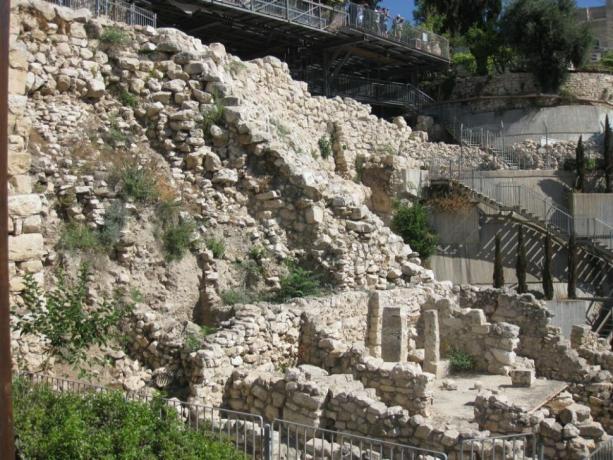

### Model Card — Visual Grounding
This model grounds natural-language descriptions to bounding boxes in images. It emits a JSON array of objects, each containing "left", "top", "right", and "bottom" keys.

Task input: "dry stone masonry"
[{"left": 7, "top": 1, "right": 613, "bottom": 458}]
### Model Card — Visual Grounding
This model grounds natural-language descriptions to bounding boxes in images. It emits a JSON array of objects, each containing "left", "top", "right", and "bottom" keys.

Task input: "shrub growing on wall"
[{"left": 391, "top": 202, "right": 438, "bottom": 259}]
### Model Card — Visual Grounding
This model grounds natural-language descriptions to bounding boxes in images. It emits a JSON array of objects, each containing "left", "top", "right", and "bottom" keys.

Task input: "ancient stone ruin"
[{"left": 6, "top": 1, "right": 613, "bottom": 459}]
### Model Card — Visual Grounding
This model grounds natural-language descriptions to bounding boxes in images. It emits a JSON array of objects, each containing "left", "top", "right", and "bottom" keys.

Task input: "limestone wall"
[
  {"left": 451, "top": 72, "right": 613, "bottom": 104},
  {"left": 7, "top": 4, "right": 44, "bottom": 293}
]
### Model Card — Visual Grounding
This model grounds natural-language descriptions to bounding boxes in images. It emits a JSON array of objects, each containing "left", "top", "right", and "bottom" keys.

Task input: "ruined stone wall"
[
  {"left": 7, "top": 3, "right": 44, "bottom": 293},
  {"left": 421, "top": 292, "right": 523, "bottom": 375}
]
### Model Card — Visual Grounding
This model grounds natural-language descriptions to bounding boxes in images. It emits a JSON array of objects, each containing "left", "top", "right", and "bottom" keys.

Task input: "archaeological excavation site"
[{"left": 4, "top": 0, "right": 613, "bottom": 458}]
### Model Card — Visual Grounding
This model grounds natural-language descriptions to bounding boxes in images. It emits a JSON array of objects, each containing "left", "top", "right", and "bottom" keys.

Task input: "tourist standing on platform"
[{"left": 392, "top": 14, "right": 404, "bottom": 40}]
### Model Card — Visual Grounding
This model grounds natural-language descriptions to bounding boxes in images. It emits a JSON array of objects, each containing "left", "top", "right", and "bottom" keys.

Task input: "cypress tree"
[
  {"left": 542, "top": 233, "right": 554, "bottom": 300},
  {"left": 568, "top": 232, "right": 577, "bottom": 299},
  {"left": 576, "top": 135, "right": 585, "bottom": 192},
  {"left": 493, "top": 233, "right": 504, "bottom": 289},
  {"left": 605, "top": 115, "right": 613, "bottom": 193},
  {"left": 516, "top": 225, "right": 528, "bottom": 294}
]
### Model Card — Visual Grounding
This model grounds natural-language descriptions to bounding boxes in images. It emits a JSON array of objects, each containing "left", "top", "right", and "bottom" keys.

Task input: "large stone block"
[
  {"left": 8, "top": 194, "right": 42, "bottom": 217},
  {"left": 8, "top": 149, "right": 31, "bottom": 176},
  {"left": 9, "top": 233, "right": 44, "bottom": 262},
  {"left": 9, "top": 68, "right": 27, "bottom": 95}
]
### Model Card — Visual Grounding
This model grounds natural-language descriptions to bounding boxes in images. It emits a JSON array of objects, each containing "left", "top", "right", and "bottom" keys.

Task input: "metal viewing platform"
[{"left": 147, "top": 0, "right": 448, "bottom": 112}]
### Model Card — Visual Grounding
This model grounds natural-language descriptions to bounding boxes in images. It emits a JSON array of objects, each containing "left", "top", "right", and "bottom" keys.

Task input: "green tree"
[
  {"left": 516, "top": 225, "right": 528, "bottom": 294},
  {"left": 12, "top": 265, "right": 133, "bottom": 364},
  {"left": 568, "top": 232, "right": 577, "bottom": 299},
  {"left": 414, "top": 0, "right": 504, "bottom": 75},
  {"left": 605, "top": 115, "right": 613, "bottom": 193},
  {"left": 414, "top": 0, "right": 502, "bottom": 36},
  {"left": 493, "top": 233, "right": 505, "bottom": 288},
  {"left": 391, "top": 202, "right": 438, "bottom": 259},
  {"left": 501, "top": 0, "right": 592, "bottom": 92},
  {"left": 576, "top": 135, "right": 586, "bottom": 192},
  {"left": 542, "top": 233, "right": 554, "bottom": 300}
]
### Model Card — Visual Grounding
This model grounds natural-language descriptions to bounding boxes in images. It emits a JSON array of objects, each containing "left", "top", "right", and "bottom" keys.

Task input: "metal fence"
[
  {"left": 428, "top": 164, "right": 613, "bottom": 254},
  {"left": 427, "top": 109, "right": 602, "bottom": 170},
  {"left": 209, "top": 0, "right": 343, "bottom": 31},
  {"left": 343, "top": 3, "right": 449, "bottom": 60},
  {"left": 45, "top": 0, "right": 157, "bottom": 27},
  {"left": 271, "top": 419, "right": 448, "bottom": 459},
  {"left": 586, "top": 438, "right": 613, "bottom": 459},
  {"left": 460, "top": 433, "right": 543, "bottom": 460},
  {"left": 294, "top": 70, "right": 434, "bottom": 110},
  {"left": 16, "top": 372, "right": 449, "bottom": 460}
]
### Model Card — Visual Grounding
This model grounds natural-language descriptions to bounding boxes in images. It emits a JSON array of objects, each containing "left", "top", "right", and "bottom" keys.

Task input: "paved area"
[{"left": 430, "top": 373, "right": 567, "bottom": 431}]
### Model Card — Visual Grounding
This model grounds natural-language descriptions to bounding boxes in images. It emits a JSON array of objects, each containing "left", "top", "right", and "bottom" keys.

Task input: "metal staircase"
[{"left": 430, "top": 163, "right": 613, "bottom": 343}]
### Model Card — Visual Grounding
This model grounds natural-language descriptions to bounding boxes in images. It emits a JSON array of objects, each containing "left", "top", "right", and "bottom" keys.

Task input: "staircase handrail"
[{"left": 428, "top": 162, "right": 613, "bottom": 254}]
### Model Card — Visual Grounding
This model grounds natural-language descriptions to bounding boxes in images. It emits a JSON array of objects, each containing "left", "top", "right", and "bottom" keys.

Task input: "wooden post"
[{"left": 0, "top": 0, "right": 16, "bottom": 456}]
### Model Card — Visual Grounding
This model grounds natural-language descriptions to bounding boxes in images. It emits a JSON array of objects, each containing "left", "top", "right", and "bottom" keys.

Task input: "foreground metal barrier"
[
  {"left": 270, "top": 419, "right": 448, "bottom": 459},
  {"left": 460, "top": 434, "right": 543, "bottom": 460},
  {"left": 45, "top": 0, "right": 157, "bottom": 27},
  {"left": 586, "top": 438, "right": 613, "bottom": 459},
  {"left": 18, "top": 372, "right": 265, "bottom": 459}
]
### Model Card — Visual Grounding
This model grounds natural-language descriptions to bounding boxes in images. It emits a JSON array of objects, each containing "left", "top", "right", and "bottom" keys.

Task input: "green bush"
[
  {"left": 275, "top": 262, "right": 321, "bottom": 302},
  {"left": 12, "top": 379, "right": 245, "bottom": 460},
  {"left": 98, "top": 201, "right": 127, "bottom": 249},
  {"left": 448, "top": 348, "right": 475, "bottom": 373},
  {"left": 390, "top": 202, "right": 438, "bottom": 259},
  {"left": 100, "top": 26, "right": 129, "bottom": 45},
  {"left": 201, "top": 95, "right": 225, "bottom": 137},
  {"left": 13, "top": 264, "right": 133, "bottom": 364},
  {"left": 220, "top": 289, "right": 254, "bottom": 306},
  {"left": 113, "top": 161, "right": 159, "bottom": 203},
  {"left": 206, "top": 238, "right": 225, "bottom": 259},
  {"left": 119, "top": 90, "right": 138, "bottom": 108},
  {"left": 453, "top": 51, "right": 477, "bottom": 74},
  {"left": 354, "top": 155, "right": 366, "bottom": 183},
  {"left": 162, "top": 220, "right": 195, "bottom": 262},
  {"left": 318, "top": 135, "right": 332, "bottom": 159},
  {"left": 57, "top": 222, "right": 103, "bottom": 253}
]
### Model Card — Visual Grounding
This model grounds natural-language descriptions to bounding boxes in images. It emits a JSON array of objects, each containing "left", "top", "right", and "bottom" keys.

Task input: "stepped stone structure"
[{"left": 6, "top": 1, "right": 613, "bottom": 458}]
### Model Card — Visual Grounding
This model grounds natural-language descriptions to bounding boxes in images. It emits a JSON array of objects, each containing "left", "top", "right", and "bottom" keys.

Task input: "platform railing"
[
  {"left": 342, "top": 3, "right": 449, "bottom": 60},
  {"left": 45, "top": 0, "right": 156, "bottom": 27}
]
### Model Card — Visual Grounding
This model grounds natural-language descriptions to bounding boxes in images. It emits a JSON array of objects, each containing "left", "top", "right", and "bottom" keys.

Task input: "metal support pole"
[{"left": 0, "top": 0, "right": 15, "bottom": 457}]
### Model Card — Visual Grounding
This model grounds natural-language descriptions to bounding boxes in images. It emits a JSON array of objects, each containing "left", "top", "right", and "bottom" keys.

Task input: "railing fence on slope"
[
  {"left": 428, "top": 162, "right": 613, "bottom": 254},
  {"left": 45, "top": 0, "right": 157, "bottom": 27},
  {"left": 460, "top": 433, "right": 543, "bottom": 460},
  {"left": 427, "top": 107, "right": 602, "bottom": 170},
  {"left": 294, "top": 70, "right": 434, "bottom": 110},
  {"left": 16, "top": 372, "right": 450, "bottom": 460}
]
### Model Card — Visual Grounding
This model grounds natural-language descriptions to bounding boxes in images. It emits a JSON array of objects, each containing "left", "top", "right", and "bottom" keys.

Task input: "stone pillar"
[
  {"left": 366, "top": 291, "right": 383, "bottom": 358},
  {"left": 193, "top": 250, "right": 220, "bottom": 325},
  {"left": 423, "top": 309, "right": 441, "bottom": 376},
  {"left": 381, "top": 307, "right": 408, "bottom": 362}
]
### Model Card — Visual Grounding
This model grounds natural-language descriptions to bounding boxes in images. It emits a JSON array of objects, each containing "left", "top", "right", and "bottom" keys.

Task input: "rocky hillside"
[{"left": 6, "top": 0, "right": 483, "bottom": 390}]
